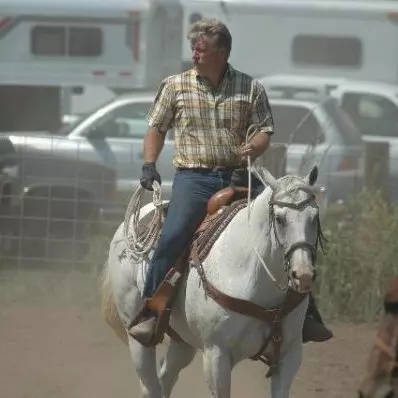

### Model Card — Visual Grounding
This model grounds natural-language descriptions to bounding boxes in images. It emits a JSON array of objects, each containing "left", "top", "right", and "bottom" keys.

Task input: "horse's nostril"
[{"left": 291, "top": 271, "right": 297, "bottom": 279}]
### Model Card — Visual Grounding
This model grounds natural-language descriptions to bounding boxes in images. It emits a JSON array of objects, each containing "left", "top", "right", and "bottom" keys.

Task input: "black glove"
[
  {"left": 140, "top": 162, "right": 162, "bottom": 191},
  {"left": 230, "top": 168, "right": 249, "bottom": 188}
]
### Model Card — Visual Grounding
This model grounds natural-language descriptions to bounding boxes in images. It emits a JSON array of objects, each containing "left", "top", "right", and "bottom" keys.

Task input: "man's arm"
[
  {"left": 143, "top": 127, "right": 166, "bottom": 163},
  {"left": 240, "top": 82, "right": 274, "bottom": 161},
  {"left": 243, "top": 131, "right": 271, "bottom": 159},
  {"left": 139, "top": 79, "right": 174, "bottom": 190},
  {"left": 143, "top": 79, "right": 175, "bottom": 162}
]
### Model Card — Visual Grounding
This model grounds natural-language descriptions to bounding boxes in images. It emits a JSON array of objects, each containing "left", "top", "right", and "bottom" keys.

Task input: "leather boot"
[
  {"left": 128, "top": 307, "right": 157, "bottom": 346},
  {"left": 302, "top": 293, "right": 333, "bottom": 343},
  {"left": 129, "top": 317, "right": 157, "bottom": 346}
]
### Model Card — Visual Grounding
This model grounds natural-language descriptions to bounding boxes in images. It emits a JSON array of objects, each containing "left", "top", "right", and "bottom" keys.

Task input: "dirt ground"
[{"left": 0, "top": 267, "right": 376, "bottom": 398}]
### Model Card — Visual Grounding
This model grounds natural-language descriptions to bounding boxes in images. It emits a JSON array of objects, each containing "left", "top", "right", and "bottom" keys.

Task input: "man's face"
[{"left": 191, "top": 35, "right": 225, "bottom": 74}]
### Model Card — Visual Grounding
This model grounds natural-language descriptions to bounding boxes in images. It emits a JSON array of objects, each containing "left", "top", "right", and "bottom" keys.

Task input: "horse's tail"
[{"left": 99, "top": 261, "right": 128, "bottom": 345}]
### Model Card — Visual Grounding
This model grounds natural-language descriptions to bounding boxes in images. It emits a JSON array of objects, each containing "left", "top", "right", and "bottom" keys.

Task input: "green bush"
[{"left": 315, "top": 189, "right": 398, "bottom": 322}]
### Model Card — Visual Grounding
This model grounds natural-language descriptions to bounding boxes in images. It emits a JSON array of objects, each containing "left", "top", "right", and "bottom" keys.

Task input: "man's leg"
[
  {"left": 142, "top": 170, "right": 221, "bottom": 299},
  {"left": 129, "top": 170, "right": 221, "bottom": 340},
  {"left": 302, "top": 293, "right": 333, "bottom": 343}
]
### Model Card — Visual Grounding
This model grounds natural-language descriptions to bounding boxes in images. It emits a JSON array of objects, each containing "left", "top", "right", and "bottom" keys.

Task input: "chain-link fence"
[{"left": 1, "top": 137, "right": 385, "bottom": 268}]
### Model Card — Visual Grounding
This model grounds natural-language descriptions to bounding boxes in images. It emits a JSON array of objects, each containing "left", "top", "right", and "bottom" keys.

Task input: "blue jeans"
[{"left": 142, "top": 168, "right": 263, "bottom": 299}]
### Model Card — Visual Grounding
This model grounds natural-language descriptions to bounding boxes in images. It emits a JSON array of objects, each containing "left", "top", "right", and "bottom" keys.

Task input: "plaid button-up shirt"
[{"left": 147, "top": 64, "right": 274, "bottom": 169}]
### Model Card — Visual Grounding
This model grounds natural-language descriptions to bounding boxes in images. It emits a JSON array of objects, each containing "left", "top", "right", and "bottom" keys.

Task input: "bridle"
[
  {"left": 246, "top": 170, "right": 327, "bottom": 292},
  {"left": 268, "top": 190, "right": 327, "bottom": 277}
]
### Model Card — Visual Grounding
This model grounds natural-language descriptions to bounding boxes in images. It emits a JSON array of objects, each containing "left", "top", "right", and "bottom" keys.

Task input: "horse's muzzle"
[{"left": 290, "top": 270, "right": 314, "bottom": 293}]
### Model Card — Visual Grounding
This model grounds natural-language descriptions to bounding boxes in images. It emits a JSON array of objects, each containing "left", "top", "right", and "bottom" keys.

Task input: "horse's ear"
[
  {"left": 253, "top": 165, "right": 277, "bottom": 190},
  {"left": 306, "top": 165, "right": 318, "bottom": 186}
]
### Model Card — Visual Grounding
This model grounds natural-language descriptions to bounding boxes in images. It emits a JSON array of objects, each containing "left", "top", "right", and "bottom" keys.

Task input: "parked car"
[
  {"left": 260, "top": 74, "right": 398, "bottom": 200},
  {"left": 53, "top": 90, "right": 364, "bottom": 213},
  {"left": 260, "top": 74, "right": 347, "bottom": 98},
  {"left": 54, "top": 92, "right": 175, "bottom": 217},
  {"left": 260, "top": 74, "right": 398, "bottom": 139},
  {"left": 265, "top": 95, "right": 365, "bottom": 206}
]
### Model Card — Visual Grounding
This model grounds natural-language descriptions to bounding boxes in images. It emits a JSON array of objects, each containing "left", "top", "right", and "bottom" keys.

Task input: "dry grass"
[
  {"left": 2, "top": 190, "right": 396, "bottom": 323},
  {"left": 315, "top": 189, "right": 398, "bottom": 322}
]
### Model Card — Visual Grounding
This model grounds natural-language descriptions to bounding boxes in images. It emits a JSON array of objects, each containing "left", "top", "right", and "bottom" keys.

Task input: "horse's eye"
[{"left": 275, "top": 215, "right": 285, "bottom": 225}]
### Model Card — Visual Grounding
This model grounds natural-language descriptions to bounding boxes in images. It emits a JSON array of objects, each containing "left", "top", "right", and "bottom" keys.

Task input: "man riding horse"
[{"left": 129, "top": 18, "right": 333, "bottom": 344}]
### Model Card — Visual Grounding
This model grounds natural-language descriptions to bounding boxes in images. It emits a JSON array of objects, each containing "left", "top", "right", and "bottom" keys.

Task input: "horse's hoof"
[{"left": 129, "top": 317, "right": 157, "bottom": 346}]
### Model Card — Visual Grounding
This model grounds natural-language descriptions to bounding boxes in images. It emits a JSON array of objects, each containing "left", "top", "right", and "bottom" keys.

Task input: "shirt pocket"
[
  {"left": 224, "top": 97, "right": 251, "bottom": 133},
  {"left": 176, "top": 92, "right": 211, "bottom": 129}
]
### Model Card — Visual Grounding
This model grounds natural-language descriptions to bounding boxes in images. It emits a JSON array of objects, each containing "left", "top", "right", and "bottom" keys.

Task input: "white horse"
[{"left": 100, "top": 165, "right": 323, "bottom": 398}]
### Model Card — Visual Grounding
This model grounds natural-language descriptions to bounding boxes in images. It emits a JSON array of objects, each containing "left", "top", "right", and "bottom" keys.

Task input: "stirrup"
[{"left": 129, "top": 302, "right": 173, "bottom": 347}]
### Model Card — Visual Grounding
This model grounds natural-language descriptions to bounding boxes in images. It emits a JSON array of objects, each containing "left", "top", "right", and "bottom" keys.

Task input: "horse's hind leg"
[
  {"left": 128, "top": 336, "right": 162, "bottom": 398},
  {"left": 158, "top": 339, "right": 197, "bottom": 398},
  {"left": 202, "top": 345, "right": 232, "bottom": 398}
]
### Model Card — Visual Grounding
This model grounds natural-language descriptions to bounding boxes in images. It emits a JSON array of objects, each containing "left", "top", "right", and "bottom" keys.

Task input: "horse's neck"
[
  {"left": 209, "top": 186, "right": 285, "bottom": 304},
  {"left": 244, "top": 186, "right": 283, "bottom": 268}
]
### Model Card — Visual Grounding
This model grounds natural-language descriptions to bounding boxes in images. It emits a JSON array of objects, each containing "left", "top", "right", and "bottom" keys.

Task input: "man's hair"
[{"left": 187, "top": 18, "right": 232, "bottom": 57}]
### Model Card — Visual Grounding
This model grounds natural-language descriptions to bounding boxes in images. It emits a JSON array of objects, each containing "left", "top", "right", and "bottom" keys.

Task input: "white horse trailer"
[
  {"left": 180, "top": 0, "right": 398, "bottom": 83},
  {"left": 0, "top": 0, "right": 183, "bottom": 131}
]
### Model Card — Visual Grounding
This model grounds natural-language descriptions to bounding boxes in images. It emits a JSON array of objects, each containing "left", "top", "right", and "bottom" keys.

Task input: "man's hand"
[
  {"left": 239, "top": 142, "right": 255, "bottom": 161},
  {"left": 239, "top": 132, "right": 271, "bottom": 162},
  {"left": 140, "top": 162, "right": 162, "bottom": 191}
]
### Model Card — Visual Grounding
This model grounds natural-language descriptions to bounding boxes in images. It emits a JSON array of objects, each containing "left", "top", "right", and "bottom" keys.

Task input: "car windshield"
[
  {"left": 56, "top": 114, "right": 87, "bottom": 135},
  {"left": 270, "top": 102, "right": 325, "bottom": 145},
  {"left": 55, "top": 103, "right": 111, "bottom": 136},
  {"left": 55, "top": 96, "right": 152, "bottom": 136},
  {"left": 323, "top": 98, "right": 363, "bottom": 145}
]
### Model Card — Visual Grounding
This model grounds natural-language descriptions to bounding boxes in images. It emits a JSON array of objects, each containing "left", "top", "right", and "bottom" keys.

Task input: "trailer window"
[
  {"left": 31, "top": 26, "right": 102, "bottom": 57},
  {"left": 69, "top": 27, "right": 102, "bottom": 56},
  {"left": 292, "top": 35, "right": 362, "bottom": 67},
  {"left": 31, "top": 26, "right": 66, "bottom": 56}
]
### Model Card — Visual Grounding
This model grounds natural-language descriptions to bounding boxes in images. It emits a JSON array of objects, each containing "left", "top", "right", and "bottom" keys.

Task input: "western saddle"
[{"left": 129, "top": 185, "right": 307, "bottom": 378}]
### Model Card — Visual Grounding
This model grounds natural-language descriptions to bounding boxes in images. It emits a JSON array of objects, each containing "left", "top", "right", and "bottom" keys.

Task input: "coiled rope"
[{"left": 123, "top": 180, "right": 163, "bottom": 260}]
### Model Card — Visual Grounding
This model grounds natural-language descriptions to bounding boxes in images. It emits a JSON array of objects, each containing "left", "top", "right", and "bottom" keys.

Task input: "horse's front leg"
[
  {"left": 158, "top": 339, "right": 197, "bottom": 398},
  {"left": 128, "top": 335, "right": 162, "bottom": 398},
  {"left": 270, "top": 338, "right": 302, "bottom": 398},
  {"left": 202, "top": 345, "right": 232, "bottom": 398}
]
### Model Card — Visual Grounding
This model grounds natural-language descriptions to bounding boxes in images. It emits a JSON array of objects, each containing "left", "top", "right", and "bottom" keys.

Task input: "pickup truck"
[
  {"left": 261, "top": 74, "right": 398, "bottom": 201},
  {"left": 0, "top": 134, "right": 116, "bottom": 262},
  {"left": 3, "top": 86, "right": 363, "bottom": 262},
  {"left": 54, "top": 91, "right": 175, "bottom": 215},
  {"left": 51, "top": 90, "right": 364, "bottom": 213}
]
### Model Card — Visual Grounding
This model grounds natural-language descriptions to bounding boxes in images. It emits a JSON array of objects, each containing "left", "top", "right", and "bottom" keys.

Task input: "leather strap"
[
  {"left": 191, "top": 243, "right": 306, "bottom": 324},
  {"left": 190, "top": 242, "right": 307, "bottom": 376}
]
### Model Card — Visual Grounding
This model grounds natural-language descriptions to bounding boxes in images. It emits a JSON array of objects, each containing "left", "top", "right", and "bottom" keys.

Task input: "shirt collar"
[{"left": 193, "top": 63, "right": 234, "bottom": 84}]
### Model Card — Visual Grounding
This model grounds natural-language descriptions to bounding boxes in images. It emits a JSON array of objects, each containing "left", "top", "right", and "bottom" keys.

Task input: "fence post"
[
  {"left": 255, "top": 143, "right": 287, "bottom": 178},
  {"left": 364, "top": 141, "right": 390, "bottom": 203}
]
